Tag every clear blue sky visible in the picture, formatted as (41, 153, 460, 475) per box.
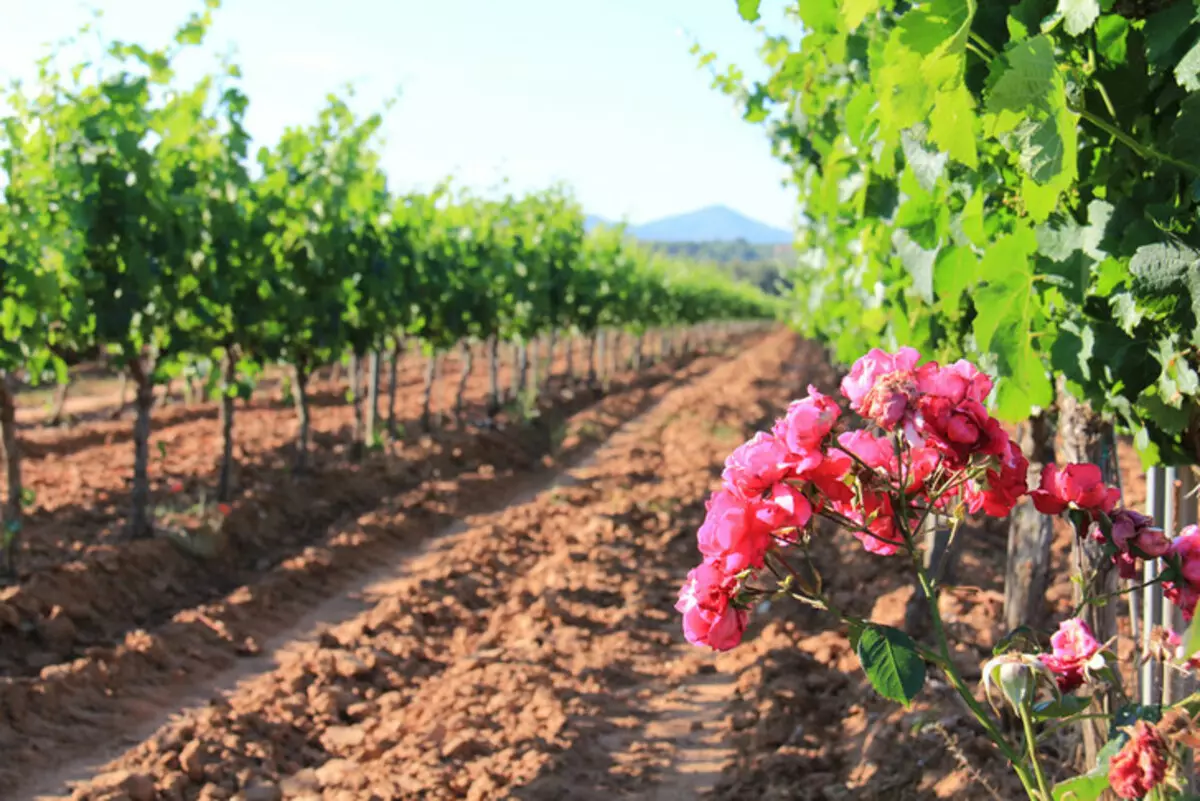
(0, 1, 798, 229)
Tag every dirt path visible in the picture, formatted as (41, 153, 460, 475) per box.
(30, 330, 810, 801)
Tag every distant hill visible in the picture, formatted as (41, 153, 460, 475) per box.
(630, 205, 792, 245)
(584, 205, 793, 245)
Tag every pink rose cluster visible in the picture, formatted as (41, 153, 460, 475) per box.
(1031, 464, 1193, 618)
(679, 348, 1031, 651)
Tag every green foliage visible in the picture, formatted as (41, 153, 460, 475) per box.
(0, 2, 777, 418)
(855, 623, 927, 707)
(708, 0, 1200, 464)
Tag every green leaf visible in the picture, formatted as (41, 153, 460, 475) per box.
(929, 82, 978, 167)
(1183, 604, 1200, 659)
(1094, 15, 1129, 62)
(1110, 703, 1163, 736)
(959, 191, 986, 246)
(736, 0, 762, 20)
(1177, 40, 1200, 92)
(856, 624, 927, 707)
(1052, 772, 1110, 801)
(1057, 0, 1099, 36)
(1144, 1, 1198, 69)
(973, 229, 1038, 351)
(841, 0, 882, 30)
(986, 36, 1056, 123)
(1033, 694, 1092, 721)
(934, 245, 976, 311)
(901, 127, 948, 191)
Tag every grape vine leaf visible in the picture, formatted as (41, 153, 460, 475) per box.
(1144, 1, 1199, 69)
(856, 624, 926, 707)
(736, 0, 761, 22)
(901, 126, 949, 191)
(929, 82, 978, 167)
(974, 228, 1054, 418)
(841, 0, 882, 31)
(1177, 40, 1200, 92)
(933, 245, 976, 313)
(1057, 0, 1099, 37)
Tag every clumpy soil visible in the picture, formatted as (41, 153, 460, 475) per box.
(6, 331, 1142, 800)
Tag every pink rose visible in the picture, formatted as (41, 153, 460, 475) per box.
(1166, 525, 1200, 620)
(800, 448, 854, 505)
(1109, 721, 1168, 799)
(778, 385, 840, 453)
(1040, 618, 1101, 692)
(834, 491, 903, 556)
(723, 432, 792, 501)
(1102, 509, 1169, 579)
(676, 559, 749, 651)
(697, 489, 772, 574)
(835, 430, 894, 471)
(755, 481, 813, 534)
(1030, 463, 1120, 516)
(916, 359, 993, 405)
(913, 396, 1006, 467)
(965, 438, 1029, 518)
(840, 347, 921, 430)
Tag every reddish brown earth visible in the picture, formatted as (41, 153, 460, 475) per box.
(2, 331, 1160, 800)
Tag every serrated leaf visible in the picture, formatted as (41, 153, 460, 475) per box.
(856, 624, 927, 706)
(1057, 0, 1099, 36)
(986, 36, 1056, 122)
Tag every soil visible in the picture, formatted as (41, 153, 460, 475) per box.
(0, 331, 1162, 800)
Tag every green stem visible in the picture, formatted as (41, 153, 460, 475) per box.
(1071, 574, 1162, 618)
(1020, 704, 1053, 801)
(913, 563, 1030, 778)
(969, 31, 999, 59)
(1073, 105, 1200, 177)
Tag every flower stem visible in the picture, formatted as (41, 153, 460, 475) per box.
(912, 559, 1040, 796)
(1020, 704, 1053, 801)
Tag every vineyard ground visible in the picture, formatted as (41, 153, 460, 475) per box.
(4, 331, 1153, 800)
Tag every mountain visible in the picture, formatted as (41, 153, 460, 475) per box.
(583, 213, 611, 232)
(629, 205, 792, 245)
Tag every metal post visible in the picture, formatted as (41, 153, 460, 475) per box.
(1142, 466, 1167, 706)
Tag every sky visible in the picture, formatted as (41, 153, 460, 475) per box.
(0, 1, 799, 229)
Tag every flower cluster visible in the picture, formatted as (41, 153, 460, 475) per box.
(679, 349, 1030, 650)
(675, 344, 1197, 799)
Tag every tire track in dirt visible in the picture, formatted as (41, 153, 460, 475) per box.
(38, 330, 814, 801)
